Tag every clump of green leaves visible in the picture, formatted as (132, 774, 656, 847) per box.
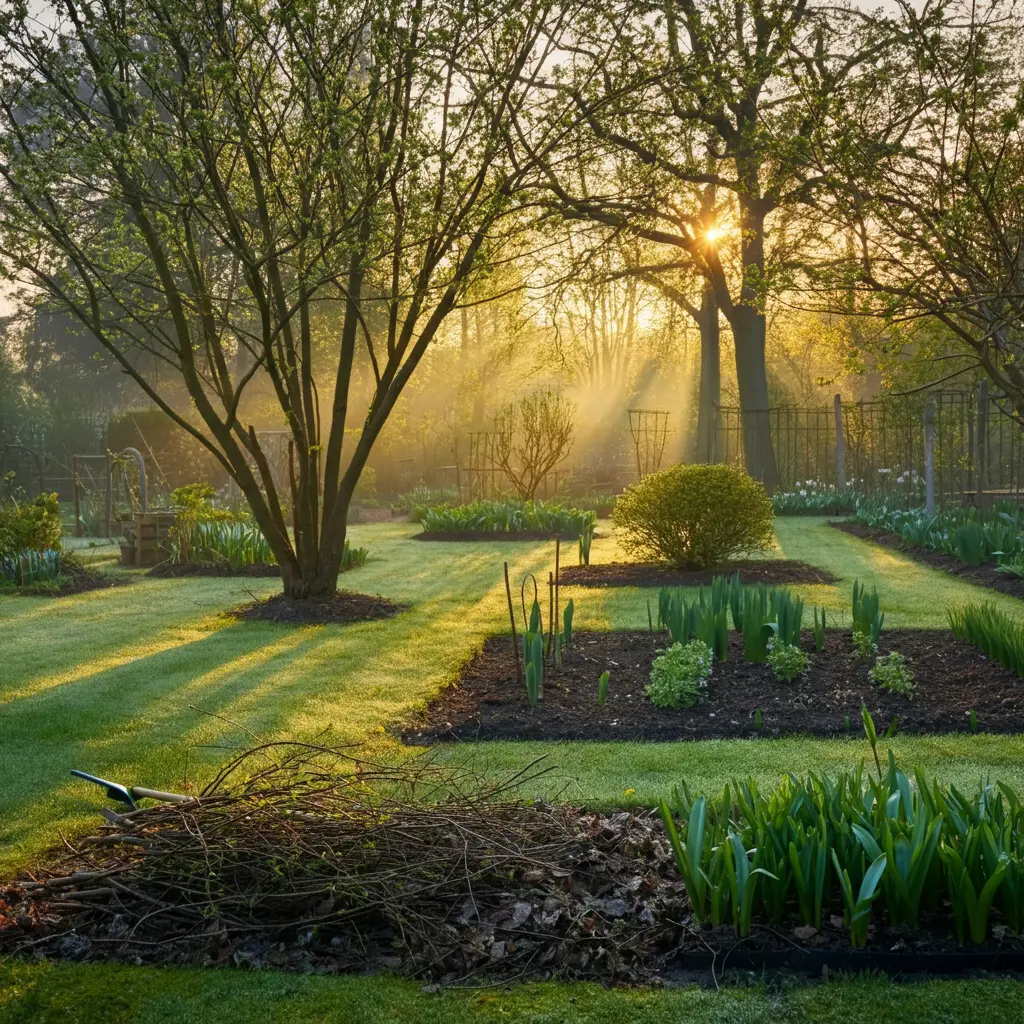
(949, 602, 1024, 678)
(869, 652, 915, 696)
(812, 607, 826, 652)
(852, 580, 884, 647)
(766, 639, 809, 682)
(853, 629, 878, 660)
(659, 744, 1024, 948)
(522, 599, 544, 707)
(418, 499, 595, 538)
(646, 640, 713, 708)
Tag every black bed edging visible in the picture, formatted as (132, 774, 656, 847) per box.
(671, 947, 1024, 976)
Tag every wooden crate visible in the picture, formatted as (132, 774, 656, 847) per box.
(126, 512, 176, 567)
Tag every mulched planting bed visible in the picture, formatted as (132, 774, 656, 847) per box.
(148, 561, 280, 578)
(831, 521, 1024, 599)
(403, 629, 1024, 743)
(415, 530, 589, 542)
(6, 757, 1024, 987)
(559, 559, 837, 588)
(4, 748, 1024, 986)
(231, 590, 403, 624)
(0, 564, 126, 598)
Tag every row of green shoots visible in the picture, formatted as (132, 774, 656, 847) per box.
(856, 497, 1024, 573)
(417, 499, 596, 561)
(0, 547, 63, 585)
(659, 708, 1024, 947)
(169, 520, 369, 573)
(653, 574, 886, 660)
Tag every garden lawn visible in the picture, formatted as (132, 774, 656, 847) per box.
(3, 517, 1024, 1018)
(2, 962, 1023, 1024)
(4, 517, 1024, 871)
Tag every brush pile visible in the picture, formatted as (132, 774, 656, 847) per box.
(0, 744, 684, 984)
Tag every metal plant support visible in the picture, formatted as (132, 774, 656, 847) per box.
(627, 409, 670, 480)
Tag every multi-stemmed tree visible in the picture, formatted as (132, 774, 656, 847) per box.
(0, 0, 563, 597)
(806, 0, 1024, 419)
(524, 0, 896, 487)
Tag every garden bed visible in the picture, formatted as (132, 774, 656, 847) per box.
(0, 563, 124, 598)
(5, 770, 1024, 986)
(831, 521, 1024, 599)
(558, 559, 837, 589)
(231, 590, 403, 624)
(402, 629, 1023, 743)
(148, 561, 281, 578)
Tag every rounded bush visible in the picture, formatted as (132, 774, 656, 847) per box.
(612, 463, 774, 569)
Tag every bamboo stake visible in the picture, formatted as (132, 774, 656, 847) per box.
(504, 562, 522, 687)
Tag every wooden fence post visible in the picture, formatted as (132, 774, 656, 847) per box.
(977, 379, 989, 494)
(924, 396, 936, 513)
(72, 455, 82, 538)
(104, 453, 112, 538)
(834, 394, 845, 488)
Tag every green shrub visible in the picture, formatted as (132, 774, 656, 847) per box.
(646, 640, 713, 708)
(949, 602, 1024, 678)
(612, 463, 774, 569)
(0, 491, 62, 557)
(766, 639, 809, 681)
(869, 652, 915, 696)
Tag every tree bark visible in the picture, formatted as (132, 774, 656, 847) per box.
(695, 282, 720, 463)
(730, 305, 779, 490)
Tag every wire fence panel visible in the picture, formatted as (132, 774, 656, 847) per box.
(716, 390, 1024, 504)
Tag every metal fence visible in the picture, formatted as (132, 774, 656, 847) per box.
(716, 387, 1024, 503)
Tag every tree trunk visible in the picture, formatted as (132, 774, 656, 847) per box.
(731, 305, 779, 490)
(695, 282, 720, 463)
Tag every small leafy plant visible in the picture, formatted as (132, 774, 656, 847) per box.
(766, 638, 809, 682)
(646, 640, 713, 708)
(869, 652, 915, 696)
(852, 629, 878, 660)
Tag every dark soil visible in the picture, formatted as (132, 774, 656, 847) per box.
(559, 559, 838, 589)
(831, 521, 1024, 599)
(148, 561, 280, 578)
(416, 530, 587, 542)
(4, 805, 1024, 985)
(232, 590, 403, 625)
(402, 629, 1024, 743)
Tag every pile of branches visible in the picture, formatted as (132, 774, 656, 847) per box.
(0, 744, 685, 984)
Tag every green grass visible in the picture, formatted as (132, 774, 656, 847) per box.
(2, 962, 1023, 1024)
(4, 516, 1024, 1019)
(3, 518, 1024, 872)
